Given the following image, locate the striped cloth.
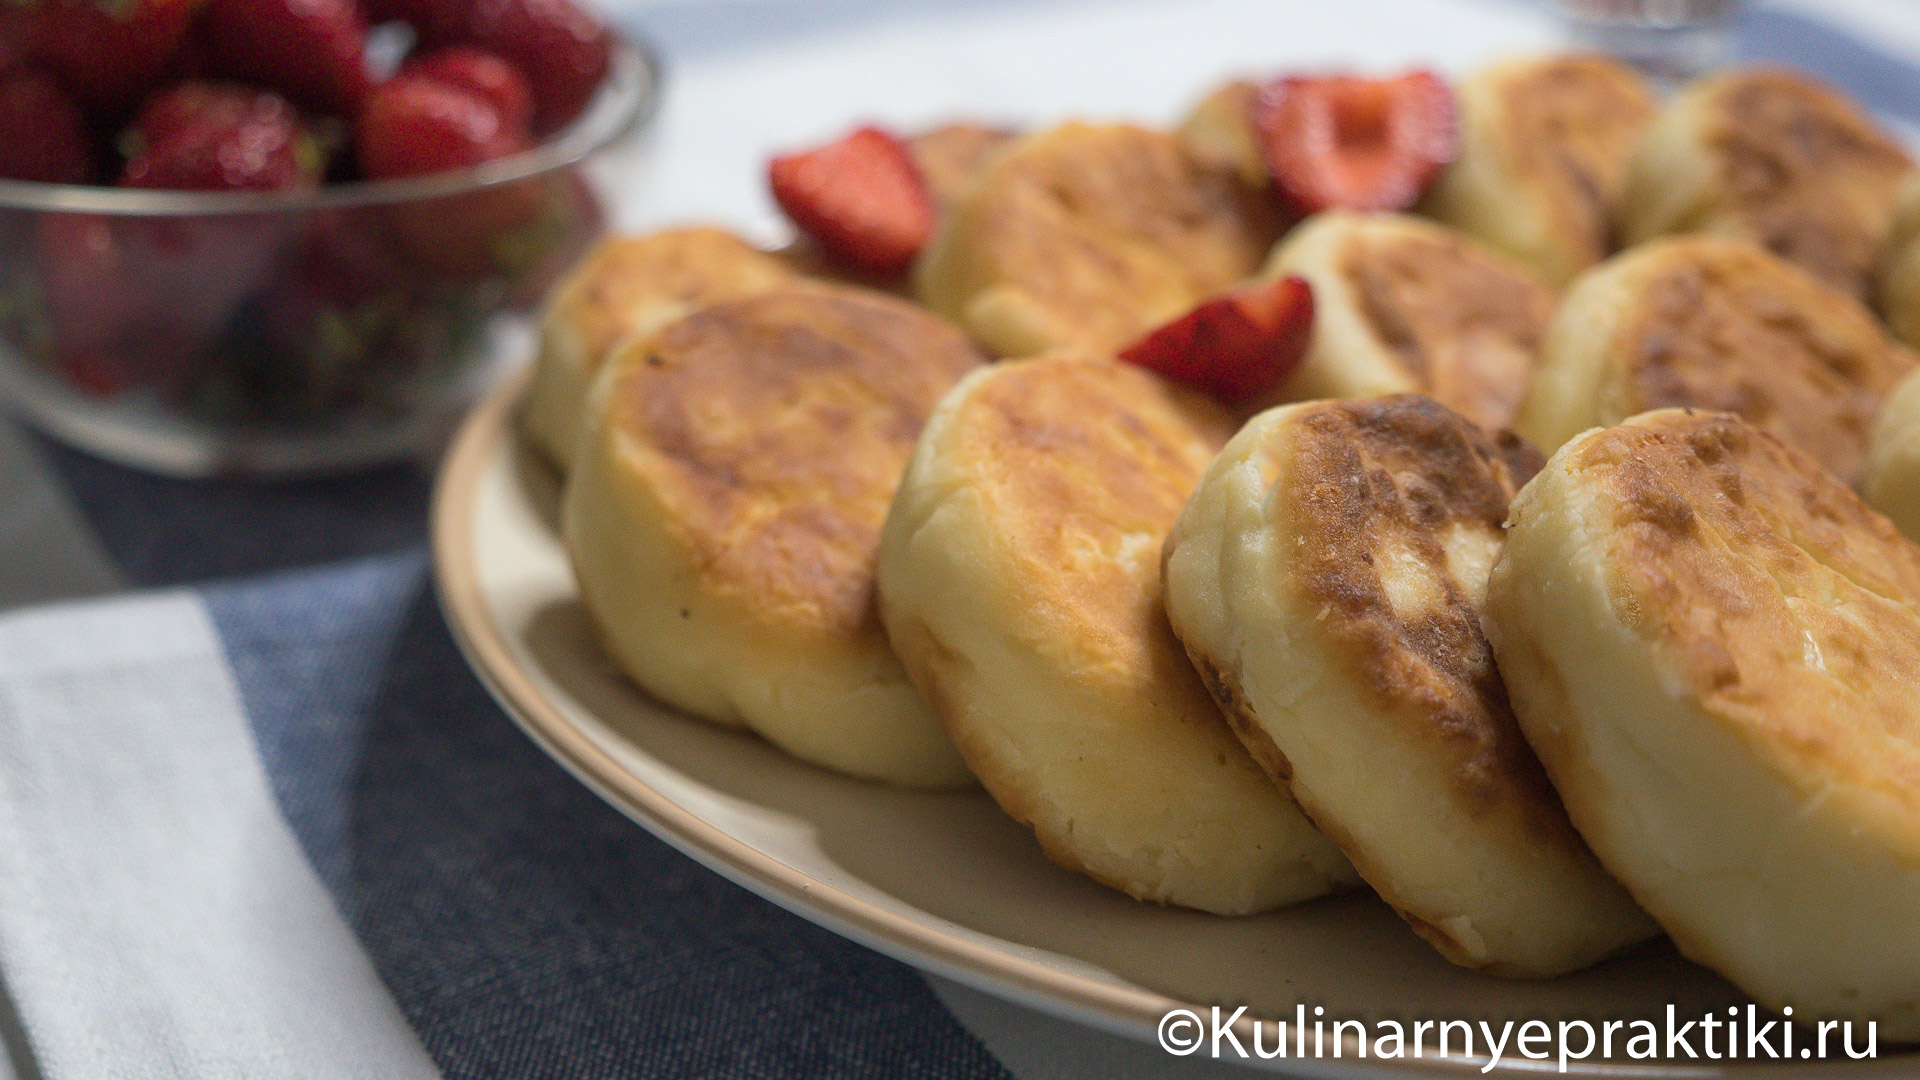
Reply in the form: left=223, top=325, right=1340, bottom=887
left=1, top=0, right=1917, bottom=1075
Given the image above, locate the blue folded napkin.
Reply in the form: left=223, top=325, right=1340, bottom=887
left=0, top=552, right=1016, bottom=1078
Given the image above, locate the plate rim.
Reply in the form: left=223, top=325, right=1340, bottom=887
left=430, top=368, right=1908, bottom=1080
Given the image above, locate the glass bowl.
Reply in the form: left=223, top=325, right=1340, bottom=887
left=0, top=36, right=662, bottom=477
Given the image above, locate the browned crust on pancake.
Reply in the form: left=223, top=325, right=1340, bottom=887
left=1615, top=238, right=1912, bottom=486
left=1185, top=627, right=1537, bottom=973
left=603, top=286, right=983, bottom=635
left=909, top=123, right=1018, bottom=209
left=952, top=356, right=1236, bottom=671
left=960, top=124, right=1284, bottom=350
left=1186, top=640, right=1296, bottom=784
left=1272, top=396, right=1571, bottom=838
left=1341, top=227, right=1556, bottom=431
left=1570, top=410, right=1920, bottom=822
left=1700, top=69, right=1913, bottom=298
left=1493, top=54, right=1653, bottom=266
left=557, top=227, right=797, bottom=366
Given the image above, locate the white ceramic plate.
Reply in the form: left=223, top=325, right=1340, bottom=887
left=432, top=369, right=1909, bottom=1078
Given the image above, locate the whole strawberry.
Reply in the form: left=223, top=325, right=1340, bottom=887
left=33, top=214, right=147, bottom=377
left=0, top=67, right=91, bottom=183
left=131, top=79, right=257, bottom=143
left=400, top=46, right=532, bottom=137
left=122, top=83, right=320, bottom=189
left=0, top=0, right=205, bottom=114
left=200, top=0, right=370, bottom=115
left=357, top=71, right=526, bottom=179
left=0, top=0, right=204, bottom=114
left=359, top=72, right=552, bottom=277
left=415, top=0, right=607, bottom=133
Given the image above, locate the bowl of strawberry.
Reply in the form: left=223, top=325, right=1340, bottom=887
left=0, top=0, right=658, bottom=475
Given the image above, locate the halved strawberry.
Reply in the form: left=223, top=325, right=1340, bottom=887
left=1253, top=70, right=1455, bottom=213
left=1118, top=276, right=1314, bottom=404
left=768, top=125, right=933, bottom=274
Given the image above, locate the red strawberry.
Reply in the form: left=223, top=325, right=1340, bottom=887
left=1118, top=276, right=1315, bottom=404
left=30, top=214, right=211, bottom=396
left=400, top=46, right=532, bottom=136
left=357, top=72, right=526, bottom=179
left=132, top=79, right=255, bottom=143
left=0, top=0, right=203, bottom=115
left=1253, top=70, right=1455, bottom=213
left=0, top=67, right=90, bottom=183
left=359, top=72, right=544, bottom=277
left=416, top=0, right=607, bottom=132
left=768, top=125, right=934, bottom=274
left=59, top=349, right=127, bottom=397
left=200, top=0, right=371, bottom=115
left=121, top=84, right=320, bottom=190
left=34, top=215, right=144, bottom=362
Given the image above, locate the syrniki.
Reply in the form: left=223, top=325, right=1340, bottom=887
left=915, top=122, right=1281, bottom=358
left=565, top=284, right=982, bottom=788
left=1875, top=174, right=1920, bottom=350
left=1422, top=53, right=1654, bottom=286
left=1865, top=365, right=1920, bottom=541
left=1617, top=66, right=1913, bottom=299
left=1487, top=409, right=1920, bottom=1037
left=1262, top=211, right=1555, bottom=431
left=1162, top=394, right=1657, bottom=976
left=877, top=355, right=1355, bottom=914
left=1178, top=79, right=1268, bottom=189
left=524, top=227, right=797, bottom=471
left=1517, top=234, right=1912, bottom=486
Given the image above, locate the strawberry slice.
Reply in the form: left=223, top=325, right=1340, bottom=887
left=1118, top=276, right=1314, bottom=404
left=768, top=125, right=934, bottom=274
left=1253, top=70, right=1455, bottom=213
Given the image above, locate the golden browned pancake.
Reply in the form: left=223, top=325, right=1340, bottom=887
left=1177, top=79, right=1269, bottom=188
left=523, top=227, right=798, bottom=471
left=1519, top=235, right=1914, bottom=485
left=908, top=122, right=1018, bottom=209
left=1263, top=212, right=1555, bottom=431
left=1487, top=408, right=1920, bottom=1035
left=1867, top=364, right=1920, bottom=540
left=914, top=122, right=1283, bottom=358
left=563, top=284, right=984, bottom=787
left=1422, top=53, right=1654, bottom=286
left=1163, top=395, right=1656, bottom=975
left=1618, top=67, right=1914, bottom=299
left=1875, top=174, right=1920, bottom=349
left=876, top=355, right=1356, bottom=914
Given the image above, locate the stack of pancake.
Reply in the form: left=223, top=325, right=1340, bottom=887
left=521, top=54, right=1920, bottom=1040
